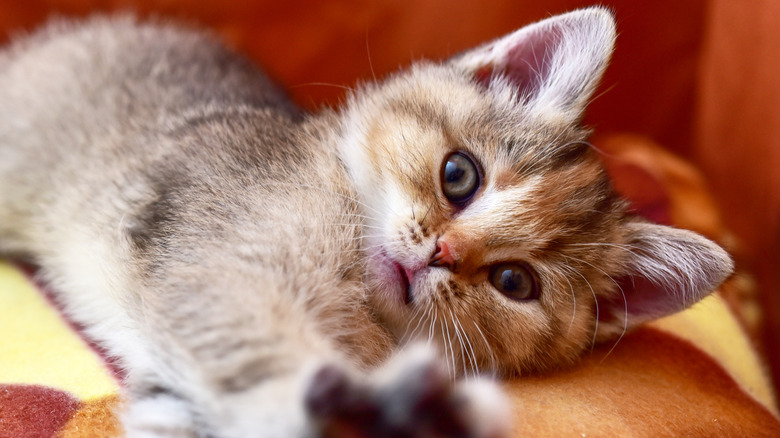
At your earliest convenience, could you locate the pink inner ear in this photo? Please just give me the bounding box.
[599,276,688,324]
[474,28,560,97]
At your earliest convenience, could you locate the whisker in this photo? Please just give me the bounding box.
[566,140,612,158]
[568,242,639,252]
[441,310,457,380]
[450,299,480,378]
[564,264,599,352]
[447,306,468,379]
[427,306,438,347]
[420,203,434,225]
[471,320,496,373]
[364,27,377,82]
[288,82,355,92]
[561,254,629,363]
[415,304,434,343]
[453,311,479,378]
[401,303,426,343]
[560,270,577,336]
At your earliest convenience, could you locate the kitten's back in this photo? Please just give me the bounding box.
[0,16,296,254]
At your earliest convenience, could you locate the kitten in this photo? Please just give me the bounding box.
[0,7,732,437]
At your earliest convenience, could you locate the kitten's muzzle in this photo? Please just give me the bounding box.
[428,240,457,272]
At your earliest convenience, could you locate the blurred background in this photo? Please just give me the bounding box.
[1,0,777,394]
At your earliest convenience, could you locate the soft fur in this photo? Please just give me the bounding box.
[0,8,732,437]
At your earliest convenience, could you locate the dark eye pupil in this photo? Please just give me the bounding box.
[445,161,466,184]
[442,152,479,204]
[489,263,537,301]
[498,269,521,291]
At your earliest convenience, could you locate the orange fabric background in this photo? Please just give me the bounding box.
[695,0,780,394]
[0,0,776,392]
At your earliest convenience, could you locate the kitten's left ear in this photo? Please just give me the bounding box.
[596,222,734,340]
[452,7,616,121]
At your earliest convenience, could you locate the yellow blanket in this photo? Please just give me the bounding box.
[0,261,121,437]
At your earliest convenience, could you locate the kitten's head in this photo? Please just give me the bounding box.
[338,7,733,375]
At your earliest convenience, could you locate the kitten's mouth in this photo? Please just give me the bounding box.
[393,262,412,305]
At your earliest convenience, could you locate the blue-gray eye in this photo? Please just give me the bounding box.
[441,152,480,205]
[489,263,538,301]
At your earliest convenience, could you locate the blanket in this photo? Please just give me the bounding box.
[0,261,121,437]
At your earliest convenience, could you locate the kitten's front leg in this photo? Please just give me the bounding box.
[96,265,349,437]
[119,335,331,438]
[122,371,315,437]
[120,324,510,438]
[305,346,511,438]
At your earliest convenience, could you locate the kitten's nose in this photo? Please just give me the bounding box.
[429,239,456,271]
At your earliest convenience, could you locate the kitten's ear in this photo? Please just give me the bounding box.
[596,222,734,340]
[452,7,615,120]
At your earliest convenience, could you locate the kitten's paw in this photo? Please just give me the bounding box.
[305,347,511,438]
[122,391,198,437]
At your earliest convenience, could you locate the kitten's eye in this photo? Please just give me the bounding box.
[489,263,538,301]
[441,152,480,205]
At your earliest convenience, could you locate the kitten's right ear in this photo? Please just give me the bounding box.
[452,7,616,121]
[596,222,734,340]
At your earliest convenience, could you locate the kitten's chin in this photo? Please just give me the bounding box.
[366,251,411,308]
[365,251,428,334]
[366,250,437,339]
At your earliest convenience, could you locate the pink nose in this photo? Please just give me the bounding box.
[429,239,456,271]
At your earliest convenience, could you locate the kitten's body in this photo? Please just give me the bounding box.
[0,18,398,434]
[0,9,732,437]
